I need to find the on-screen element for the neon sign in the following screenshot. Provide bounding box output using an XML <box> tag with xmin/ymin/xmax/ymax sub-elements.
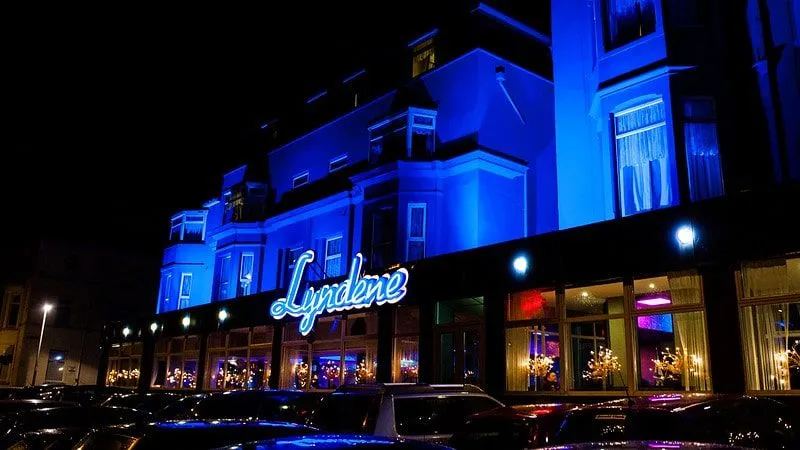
<box><xmin>269</xmin><ymin>250</ymin><xmax>409</xmax><ymax>336</ymax></box>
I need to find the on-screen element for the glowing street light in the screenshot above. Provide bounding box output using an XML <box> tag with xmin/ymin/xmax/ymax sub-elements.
<box><xmin>31</xmin><ymin>303</ymin><xmax>54</xmax><ymax>386</ymax></box>
<box><xmin>218</xmin><ymin>309</ymin><xmax>228</xmax><ymax>322</ymax></box>
<box><xmin>512</xmin><ymin>254</ymin><xmax>530</xmax><ymax>276</ymax></box>
<box><xmin>182</xmin><ymin>315</ymin><xmax>191</xmax><ymax>329</ymax></box>
<box><xmin>122</xmin><ymin>326</ymin><xmax>131</xmax><ymax>338</ymax></box>
<box><xmin>675</xmin><ymin>225</ymin><xmax>696</xmax><ymax>247</ymax></box>
<box><xmin>150</xmin><ymin>322</ymin><xmax>159</xmax><ymax>333</ymax></box>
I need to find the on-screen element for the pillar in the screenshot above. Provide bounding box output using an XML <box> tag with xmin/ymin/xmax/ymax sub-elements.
<box><xmin>700</xmin><ymin>263</ymin><xmax>745</xmax><ymax>393</ymax></box>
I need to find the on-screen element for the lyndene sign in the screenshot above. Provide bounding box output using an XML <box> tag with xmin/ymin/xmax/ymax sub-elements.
<box><xmin>269</xmin><ymin>250</ymin><xmax>409</xmax><ymax>336</ymax></box>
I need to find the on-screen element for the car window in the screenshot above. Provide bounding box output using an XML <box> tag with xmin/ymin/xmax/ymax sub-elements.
<box><xmin>393</xmin><ymin>395</ymin><xmax>501</xmax><ymax>436</ymax></box>
<box><xmin>309</xmin><ymin>393</ymin><xmax>382</xmax><ymax>434</ymax></box>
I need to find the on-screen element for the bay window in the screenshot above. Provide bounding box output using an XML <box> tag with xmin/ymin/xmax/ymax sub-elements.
<box><xmin>683</xmin><ymin>98</ymin><xmax>724</xmax><ymax>201</ymax></box>
<box><xmin>602</xmin><ymin>0</ymin><xmax>658</xmax><ymax>51</ymax></box>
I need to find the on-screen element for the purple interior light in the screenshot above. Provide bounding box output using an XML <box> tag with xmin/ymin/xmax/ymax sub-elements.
<box><xmin>637</xmin><ymin>297</ymin><xmax>671</xmax><ymax>306</ymax></box>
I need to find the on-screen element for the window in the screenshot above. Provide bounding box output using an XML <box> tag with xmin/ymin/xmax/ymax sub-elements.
<box><xmin>45</xmin><ymin>350</ymin><xmax>66</xmax><ymax>383</ymax></box>
<box><xmin>283</xmin><ymin>247</ymin><xmax>304</xmax><ymax>288</ymax></box>
<box><xmin>217</xmin><ymin>255</ymin><xmax>232</xmax><ymax>300</ymax></box>
<box><xmin>205</xmin><ymin>326</ymin><xmax>273</xmax><ymax>390</ymax></box>
<box><xmin>602</xmin><ymin>0</ymin><xmax>657</xmax><ymax>51</ymax></box>
<box><xmin>406</xmin><ymin>203</ymin><xmax>426</xmax><ymax>261</ymax></box>
<box><xmin>566</xmin><ymin>282</ymin><xmax>627</xmax><ymax>391</ymax></box>
<box><xmin>106</xmin><ymin>342</ymin><xmax>142</xmax><ymax>387</ymax></box>
<box><xmin>412</xmin><ymin>37</ymin><xmax>436</xmax><ymax>77</ymax></box>
<box><xmin>410</xmin><ymin>112</ymin><xmax>436</xmax><ymax>157</ymax></box>
<box><xmin>633</xmin><ymin>272</ymin><xmax>710</xmax><ymax>391</ymax></box>
<box><xmin>739</xmin><ymin>257</ymin><xmax>800</xmax><ymax>391</ymax></box>
<box><xmin>153</xmin><ymin>336</ymin><xmax>200</xmax><ymax>389</ymax></box>
<box><xmin>683</xmin><ymin>98</ymin><xmax>724</xmax><ymax>201</ymax></box>
<box><xmin>614</xmin><ymin>98</ymin><xmax>675</xmax><ymax>217</ymax></box>
<box><xmin>506</xmin><ymin>290</ymin><xmax>560</xmax><ymax>392</ymax></box>
<box><xmin>369</xmin><ymin>207</ymin><xmax>396</xmax><ymax>270</ymax></box>
<box><xmin>6</xmin><ymin>294</ymin><xmax>21</xmax><ymax>327</ymax></box>
<box><xmin>238</xmin><ymin>253</ymin><xmax>255</xmax><ymax>297</ymax></box>
<box><xmin>280</xmin><ymin>314</ymin><xmax>377</xmax><ymax>390</ymax></box>
<box><xmin>169</xmin><ymin>211</ymin><xmax>207</xmax><ymax>243</ymax></box>
<box><xmin>394</xmin><ymin>306</ymin><xmax>420</xmax><ymax>383</ymax></box>
<box><xmin>329</xmin><ymin>155</ymin><xmax>349</xmax><ymax>173</ymax></box>
<box><xmin>0</xmin><ymin>345</ymin><xmax>14</xmax><ymax>382</ymax></box>
<box><xmin>324</xmin><ymin>237</ymin><xmax>343</xmax><ymax>278</ymax></box>
<box><xmin>179</xmin><ymin>273</ymin><xmax>192</xmax><ymax>308</ymax></box>
<box><xmin>292</xmin><ymin>171</ymin><xmax>310</xmax><ymax>189</ymax></box>
<box><xmin>160</xmin><ymin>273</ymin><xmax>173</xmax><ymax>313</ymax></box>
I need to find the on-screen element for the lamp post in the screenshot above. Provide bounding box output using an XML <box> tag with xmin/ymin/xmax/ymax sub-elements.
<box><xmin>31</xmin><ymin>303</ymin><xmax>53</xmax><ymax>386</ymax></box>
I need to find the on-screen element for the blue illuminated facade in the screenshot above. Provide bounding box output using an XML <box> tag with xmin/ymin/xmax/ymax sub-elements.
<box><xmin>156</xmin><ymin>5</ymin><xmax>556</xmax><ymax>314</ymax></box>
<box><xmin>107</xmin><ymin>1</ymin><xmax>800</xmax><ymax>401</ymax></box>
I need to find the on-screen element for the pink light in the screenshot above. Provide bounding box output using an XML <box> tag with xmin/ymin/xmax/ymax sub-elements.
<box><xmin>648</xmin><ymin>444</ymin><xmax>681</xmax><ymax>449</ymax></box>
<box><xmin>636</xmin><ymin>297</ymin><xmax>672</xmax><ymax>306</ymax></box>
<box><xmin>648</xmin><ymin>394</ymin><xmax>682</xmax><ymax>402</ymax></box>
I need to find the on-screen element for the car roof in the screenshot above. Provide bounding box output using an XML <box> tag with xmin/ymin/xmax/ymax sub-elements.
<box><xmin>333</xmin><ymin>383</ymin><xmax>485</xmax><ymax>396</ymax></box>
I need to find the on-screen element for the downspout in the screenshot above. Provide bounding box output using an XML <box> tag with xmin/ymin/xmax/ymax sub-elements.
<box><xmin>496</xmin><ymin>66</ymin><xmax>526</xmax><ymax>125</ymax></box>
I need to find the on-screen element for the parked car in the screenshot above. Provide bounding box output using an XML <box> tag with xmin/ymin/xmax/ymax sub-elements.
<box><xmin>158</xmin><ymin>390</ymin><xmax>324</xmax><ymax>423</ymax></box>
<box><xmin>537</xmin><ymin>441</ymin><xmax>752</xmax><ymax>449</ymax></box>
<box><xmin>308</xmin><ymin>383</ymin><xmax>503</xmax><ymax>444</ymax></box>
<box><xmin>220</xmin><ymin>434</ymin><xmax>455</xmax><ymax>449</ymax></box>
<box><xmin>101</xmin><ymin>391</ymin><xmax>184</xmax><ymax>413</ymax></box>
<box><xmin>449</xmin><ymin>403</ymin><xmax>578</xmax><ymax>449</ymax></box>
<box><xmin>74</xmin><ymin>419</ymin><xmax>319</xmax><ymax>450</ymax></box>
<box><xmin>552</xmin><ymin>394</ymin><xmax>796</xmax><ymax>449</ymax></box>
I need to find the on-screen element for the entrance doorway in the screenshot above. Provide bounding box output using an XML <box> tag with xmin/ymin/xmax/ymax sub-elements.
<box><xmin>434</xmin><ymin>297</ymin><xmax>484</xmax><ymax>386</ymax></box>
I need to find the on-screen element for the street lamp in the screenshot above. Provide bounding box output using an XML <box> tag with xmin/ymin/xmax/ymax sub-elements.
<box><xmin>31</xmin><ymin>303</ymin><xmax>53</xmax><ymax>386</ymax></box>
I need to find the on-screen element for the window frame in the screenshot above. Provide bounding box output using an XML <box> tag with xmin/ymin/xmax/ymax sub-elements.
<box><xmin>217</xmin><ymin>254</ymin><xmax>232</xmax><ymax>301</ymax></box>
<box><xmin>292</xmin><ymin>171</ymin><xmax>310</xmax><ymax>189</ymax></box>
<box><xmin>406</xmin><ymin>203</ymin><xmax>427</xmax><ymax>261</ymax></box>
<box><xmin>681</xmin><ymin>96</ymin><xmax>724</xmax><ymax>201</ymax></box>
<box><xmin>598</xmin><ymin>0</ymin><xmax>664</xmax><ymax>54</ymax></box>
<box><xmin>324</xmin><ymin>236</ymin><xmax>344</xmax><ymax>278</ymax></box>
<box><xmin>169</xmin><ymin>210</ymin><xmax>207</xmax><ymax>243</ymax></box>
<box><xmin>737</xmin><ymin>258</ymin><xmax>800</xmax><ymax>394</ymax></box>
<box><xmin>160</xmin><ymin>273</ymin><xmax>173</xmax><ymax>313</ymax></box>
<box><xmin>612</xmin><ymin>97</ymin><xmax>673</xmax><ymax>218</ymax></box>
<box><xmin>328</xmin><ymin>154</ymin><xmax>349</xmax><ymax>173</ymax></box>
<box><xmin>178</xmin><ymin>273</ymin><xmax>193</xmax><ymax>308</ymax></box>
<box><xmin>239</xmin><ymin>253</ymin><xmax>255</xmax><ymax>297</ymax></box>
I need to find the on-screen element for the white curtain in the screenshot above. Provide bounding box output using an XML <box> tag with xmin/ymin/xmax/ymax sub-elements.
<box><xmin>506</xmin><ymin>327</ymin><xmax>531</xmax><ymax>391</ymax></box>
<box><xmin>667</xmin><ymin>272</ymin><xmax>703</xmax><ymax>306</ymax></box>
<box><xmin>741</xmin><ymin>259</ymin><xmax>796</xmax><ymax>298</ymax></box>
<box><xmin>673</xmin><ymin>311</ymin><xmax>711</xmax><ymax>391</ymax></box>
<box><xmin>741</xmin><ymin>305</ymin><xmax>787</xmax><ymax>390</ymax></box>
<box><xmin>616</xmin><ymin>99</ymin><xmax>672</xmax><ymax>216</ymax></box>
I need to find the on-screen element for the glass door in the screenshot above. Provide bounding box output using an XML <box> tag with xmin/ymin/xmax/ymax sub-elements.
<box><xmin>435</xmin><ymin>326</ymin><xmax>483</xmax><ymax>385</ymax></box>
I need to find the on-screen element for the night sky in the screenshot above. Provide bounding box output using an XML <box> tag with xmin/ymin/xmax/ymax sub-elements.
<box><xmin>3</xmin><ymin>3</ymin><xmax>430</xmax><ymax>278</ymax></box>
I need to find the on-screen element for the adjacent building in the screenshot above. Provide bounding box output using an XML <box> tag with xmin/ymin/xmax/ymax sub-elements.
<box><xmin>104</xmin><ymin>0</ymin><xmax>800</xmax><ymax>401</ymax></box>
<box><xmin>1</xmin><ymin>240</ymin><xmax>157</xmax><ymax>386</ymax></box>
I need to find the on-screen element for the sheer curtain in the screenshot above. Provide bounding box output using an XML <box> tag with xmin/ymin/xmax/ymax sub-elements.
<box><xmin>668</xmin><ymin>273</ymin><xmax>710</xmax><ymax>391</ymax></box>
<box><xmin>741</xmin><ymin>305</ymin><xmax>786</xmax><ymax>390</ymax></box>
<box><xmin>684</xmin><ymin>98</ymin><xmax>724</xmax><ymax>201</ymax></box>
<box><xmin>616</xmin><ymin>99</ymin><xmax>672</xmax><ymax>216</ymax></box>
<box><xmin>742</xmin><ymin>260</ymin><xmax>792</xmax><ymax>298</ymax></box>
<box><xmin>605</xmin><ymin>0</ymin><xmax>657</xmax><ymax>49</ymax></box>
<box><xmin>506</xmin><ymin>327</ymin><xmax>530</xmax><ymax>391</ymax></box>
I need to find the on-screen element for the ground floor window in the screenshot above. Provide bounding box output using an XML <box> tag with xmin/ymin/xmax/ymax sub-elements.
<box><xmin>205</xmin><ymin>326</ymin><xmax>273</xmax><ymax>390</ymax></box>
<box><xmin>394</xmin><ymin>305</ymin><xmax>419</xmax><ymax>383</ymax></box>
<box><xmin>106</xmin><ymin>342</ymin><xmax>142</xmax><ymax>387</ymax></box>
<box><xmin>152</xmin><ymin>335</ymin><xmax>199</xmax><ymax>389</ymax></box>
<box><xmin>505</xmin><ymin>274</ymin><xmax>711</xmax><ymax>394</ymax></box>
<box><xmin>45</xmin><ymin>350</ymin><xmax>67</xmax><ymax>383</ymax></box>
<box><xmin>280</xmin><ymin>313</ymin><xmax>378</xmax><ymax>389</ymax></box>
<box><xmin>739</xmin><ymin>258</ymin><xmax>800</xmax><ymax>392</ymax></box>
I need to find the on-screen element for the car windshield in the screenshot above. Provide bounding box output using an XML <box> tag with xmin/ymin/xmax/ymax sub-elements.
<box><xmin>191</xmin><ymin>392</ymin><xmax>319</xmax><ymax>422</ymax></box>
<box><xmin>309</xmin><ymin>393</ymin><xmax>382</xmax><ymax>434</ymax></box>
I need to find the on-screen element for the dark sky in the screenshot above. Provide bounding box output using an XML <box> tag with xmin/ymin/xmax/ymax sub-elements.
<box><xmin>3</xmin><ymin>3</ymin><xmax>430</xmax><ymax>271</ymax></box>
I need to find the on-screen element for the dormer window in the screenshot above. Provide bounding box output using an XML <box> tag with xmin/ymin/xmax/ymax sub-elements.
<box><xmin>223</xmin><ymin>182</ymin><xmax>267</xmax><ymax>224</ymax></box>
<box><xmin>329</xmin><ymin>154</ymin><xmax>349</xmax><ymax>173</ymax></box>
<box><xmin>292</xmin><ymin>171</ymin><xmax>310</xmax><ymax>189</ymax></box>
<box><xmin>369</xmin><ymin>108</ymin><xmax>437</xmax><ymax>164</ymax></box>
<box><xmin>169</xmin><ymin>211</ymin><xmax>207</xmax><ymax>243</ymax></box>
<box><xmin>410</xmin><ymin>30</ymin><xmax>437</xmax><ymax>77</ymax></box>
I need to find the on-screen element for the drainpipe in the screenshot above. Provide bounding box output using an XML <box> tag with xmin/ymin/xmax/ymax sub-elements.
<box><xmin>496</xmin><ymin>66</ymin><xmax>526</xmax><ymax>125</ymax></box>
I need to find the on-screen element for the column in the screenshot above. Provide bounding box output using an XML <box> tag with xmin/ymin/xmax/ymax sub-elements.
<box><xmin>700</xmin><ymin>263</ymin><xmax>745</xmax><ymax>393</ymax></box>
<box><xmin>376</xmin><ymin>308</ymin><xmax>393</xmax><ymax>382</ymax></box>
<box><xmin>418</xmin><ymin>300</ymin><xmax>434</xmax><ymax>383</ymax></box>
<box><xmin>269</xmin><ymin>323</ymin><xmax>284</xmax><ymax>389</ymax></box>
<box><xmin>483</xmin><ymin>292</ymin><xmax>505</xmax><ymax>398</ymax></box>
<box><xmin>195</xmin><ymin>332</ymin><xmax>209</xmax><ymax>392</ymax></box>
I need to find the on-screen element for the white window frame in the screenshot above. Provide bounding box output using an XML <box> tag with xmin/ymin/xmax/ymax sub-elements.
<box><xmin>169</xmin><ymin>210</ymin><xmax>207</xmax><ymax>242</ymax></box>
<box><xmin>324</xmin><ymin>236</ymin><xmax>343</xmax><ymax>278</ymax></box>
<box><xmin>163</xmin><ymin>273</ymin><xmax>173</xmax><ymax>305</ymax></box>
<box><xmin>292</xmin><ymin>171</ymin><xmax>310</xmax><ymax>189</ymax></box>
<box><xmin>217</xmin><ymin>254</ymin><xmax>232</xmax><ymax>300</ymax></box>
<box><xmin>328</xmin><ymin>154</ymin><xmax>349</xmax><ymax>173</ymax></box>
<box><xmin>239</xmin><ymin>253</ymin><xmax>255</xmax><ymax>296</ymax></box>
<box><xmin>178</xmin><ymin>273</ymin><xmax>192</xmax><ymax>308</ymax></box>
<box><xmin>406</xmin><ymin>203</ymin><xmax>427</xmax><ymax>260</ymax></box>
